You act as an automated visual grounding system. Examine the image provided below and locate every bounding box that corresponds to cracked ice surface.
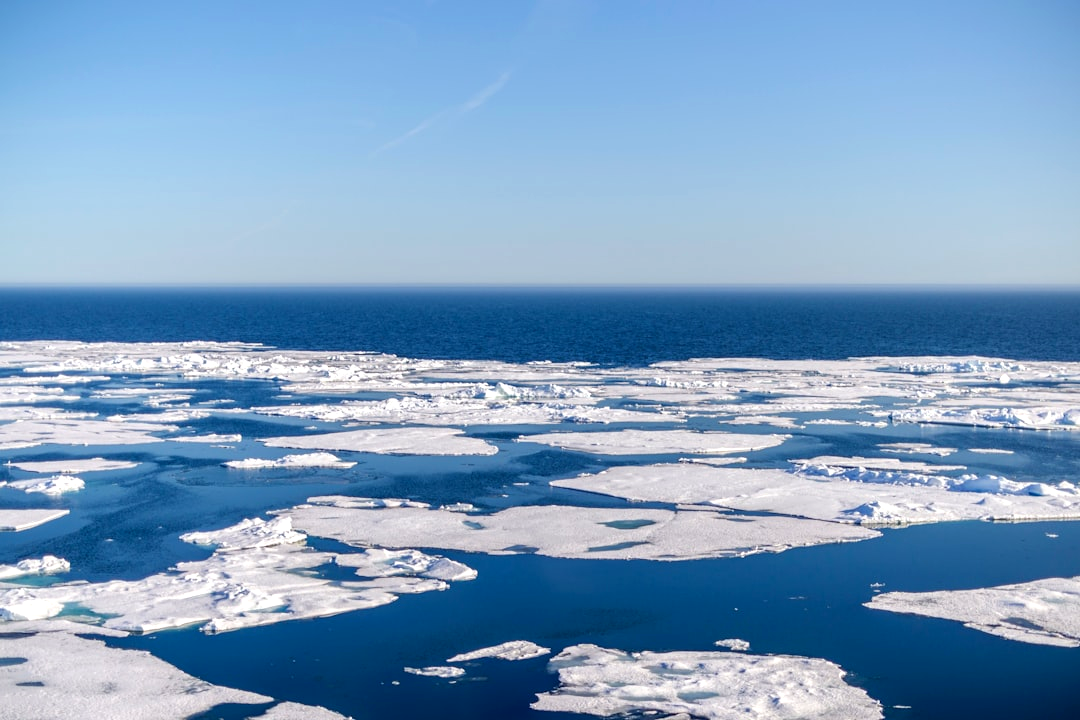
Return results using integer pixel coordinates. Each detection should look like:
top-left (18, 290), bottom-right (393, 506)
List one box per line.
top-left (281, 496), bottom-right (878, 561)
top-left (0, 517), bottom-right (474, 634)
top-left (518, 429), bottom-right (787, 455)
top-left (0, 621), bottom-right (348, 720)
top-left (866, 576), bottom-right (1080, 647)
top-left (261, 427), bottom-right (498, 456)
top-left (531, 644), bottom-right (882, 719)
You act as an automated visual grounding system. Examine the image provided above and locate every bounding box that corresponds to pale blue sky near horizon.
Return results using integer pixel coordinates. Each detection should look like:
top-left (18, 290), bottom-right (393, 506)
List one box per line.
top-left (2, 0), bottom-right (1078, 286)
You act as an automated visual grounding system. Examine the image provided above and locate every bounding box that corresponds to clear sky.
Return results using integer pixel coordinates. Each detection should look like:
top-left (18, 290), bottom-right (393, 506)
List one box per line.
top-left (1, 0), bottom-right (1078, 285)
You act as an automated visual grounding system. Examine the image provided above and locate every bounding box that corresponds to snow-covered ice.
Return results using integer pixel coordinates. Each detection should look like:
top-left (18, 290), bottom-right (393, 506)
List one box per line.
top-left (282, 496), bottom-right (877, 561)
top-left (262, 427), bottom-right (498, 456)
top-left (518, 429), bottom-right (787, 455)
top-left (404, 666), bottom-right (465, 678)
top-left (532, 643), bottom-right (882, 719)
top-left (7, 457), bottom-right (139, 473)
top-left (714, 638), bottom-right (750, 651)
top-left (447, 640), bottom-right (550, 662)
top-left (0, 555), bottom-right (69, 581)
top-left (0, 475), bottom-right (85, 496)
top-left (0, 418), bottom-right (171, 450)
top-left (180, 516), bottom-right (308, 551)
top-left (866, 575), bottom-right (1080, 647)
top-left (333, 548), bottom-right (477, 582)
top-left (0, 621), bottom-right (348, 719)
top-left (0, 509), bottom-right (70, 532)
top-left (224, 452), bottom-right (356, 470)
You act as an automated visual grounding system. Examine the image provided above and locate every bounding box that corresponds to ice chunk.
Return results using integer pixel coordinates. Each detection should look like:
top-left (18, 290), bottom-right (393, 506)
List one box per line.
top-left (0, 555), bottom-right (70, 581)
top-left (170, 433), bottom-right (243, 443)
top-left (1, 475), bottom-right (85, 496)
top-left (404, 666), bottom-right (465, 678)
top-left (180, 516), bottom-right (307, 550)
top-left (894, 406), bottom-right (1080, 431)
top-left (447, 640), bottom-right (550, 662)
top-left (714, 638), bottom-right (750, 651)
top-left (8, 457), bottom-right (139, 474)
top-left (224, 452), bottom-right (356, 469)
top-left (0, 509), bottom-right (70, 532)
top-left (262, 427), bottom-right (497, 456)
top-left (877, 443), bottom-right (956, 457)
top-left (532, 643), bottom-right (882, 719)
top-left (866, 576), bottom-right (1080, 647)
top-left (334, 548), bottom-right (477, 582)
top-left (518, 429), bottom-right (787, 456)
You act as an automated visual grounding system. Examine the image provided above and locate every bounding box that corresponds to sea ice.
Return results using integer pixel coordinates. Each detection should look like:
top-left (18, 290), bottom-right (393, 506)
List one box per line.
top-left (224, 452), bottom-right (357, 470)
top-left (866, 575), bottom-right (1080, 647)
top-left (518, 429), bottom-right (787, 456)
top-left (0, 418), bottom-right (171, 450)
top-left (0, 620), bottom-right (348, 719)
top-left (281, 496), bottom-right (877, 561)
top-left (334, 548), bottom-right (477, 582)
top-left (0, 509), bottom-right (70, 532)
top-left (714, 638), bottom-right (750, 651)
top-left (7, 457), bottom-right (139, 474)
top-left (531, 643), bottom-right (883, 719)
top-left (0, 475), bottom-right (85, 496)
top-left (262, 427), bottom-right (498, 456)
top-left (447, 640), bottom-right (550, 662)
top-left (877, 442), bottom-right (956, 457)
top-left (403, 666), bottom-right (465, 678)
top-left (0, 555), bottom-right (69, 581)
top-left (0, 517), bottom-right (474, 634)
top-left (170, 433), bottom-right (243, 443)
top-left (893, 406), bottom-right (1080, 431)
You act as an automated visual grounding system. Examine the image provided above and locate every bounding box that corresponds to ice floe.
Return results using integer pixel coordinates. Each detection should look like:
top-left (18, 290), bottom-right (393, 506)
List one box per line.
top-left (877, 442), bottom-right (956, 457)
top-left (262, 427), bottom-right (498, 456)
top-left (518, 429), bottom-right (787, 456)
top-left (281, 496), bottom-right (877, 561)
top-left (334, 548), bottom-right (477, 582)
top-left (866, 576), bottom-right (1080, 647)
top-left (551, 463), bottom-right (1080, 526)
top-left (7, 457), bottom-right (138, 473)
top-left (170, 433), bottom-right (243, 443)
top-left (894, 406), bottom-right (1080, 431)
top-left (447, 640), bottom-right (550, 662)
top-left (404, 666), bottom-right (465, 678)
top-left (224, 452), bottom-right (357, 470)
top-left (0, 418), bottom-right (171, 450)
top-left (1, 516), bottom-right (474, 634)
top-left (0, 475), bottom-right (85, 496)
top-left (714, 638), bottom-right (750, 651)
top-left (531, 643), bottom-right (882, 719)
top-left (0, 509), bottom-right (70, 532)
top-left (0, 620), bottom-right (348, 719)
top-left (0, 556), bottom-right (69, 581)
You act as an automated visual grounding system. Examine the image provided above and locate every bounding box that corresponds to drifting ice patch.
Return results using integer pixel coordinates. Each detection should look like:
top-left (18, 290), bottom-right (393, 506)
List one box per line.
top-left (518, 429), bottom-right (787, 456)
top-left (866, 575), bottom-right (1080, 647)
top-left (532, 643), bottom-right (883, 719)
top-left (0, 555), bottom-right (70, 581)
top-left (447, 640), bottom-right (550, 662)
top-left (893, 406), bottom-right (1080, 431)
top-left (262, 427), bottom-right (498, 456)
top-left (171, 433), bottom-right (243, 444)
top-left (282, 496), bottom-right (877, 561)
top-left (334, 548), bottom-right (477, 582)
top-left (8, 457), bottom-right (139, 474)
top-left (0, 621), bottom-right (348, 719)
top-left (224, 452), bottom-right (356, 470)
top-left (0, 418), bottom-right (171, 450)
top-left (404, 666), bottom-right (465, 678)
top-left (0, 509), bottom-right (70, 532)
top-left (714, 638), bottom-right (750, 651)
top-left (0, 475), bottom-right (85, 496)
top-left (877, 443), bottom-right (956, 457)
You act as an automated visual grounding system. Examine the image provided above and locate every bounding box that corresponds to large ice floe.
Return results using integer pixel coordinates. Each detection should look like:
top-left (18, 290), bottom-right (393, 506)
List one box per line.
top-left (0, 516), bottom-right (475, 633)
top-left (0, 418), bottom-right (171, 450)
top-left (7, 457), bottom-right (139, 473)
top-left (261, 427), bottom-right (498, 456)
top-left (518, 429), bottom-right (787, 455)
top-left (0, 621), bottom-right (349, 720)
top-left (531, 644), bottom-right (882, 719)
top-left (0, 509), bottom-right (69, 532)
top-left (551, 462), bottom-right (1080, 526)
top-left (281, 496), bottom-right (877, 560)
top-left (866, 576), bottom-right (1080, 648)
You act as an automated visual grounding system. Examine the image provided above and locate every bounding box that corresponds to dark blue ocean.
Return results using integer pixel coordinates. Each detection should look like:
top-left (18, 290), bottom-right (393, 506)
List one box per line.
top-left (2, 287), bottom-right (1079, 720)
top-left (2, 287), bottom-right (1079, 364)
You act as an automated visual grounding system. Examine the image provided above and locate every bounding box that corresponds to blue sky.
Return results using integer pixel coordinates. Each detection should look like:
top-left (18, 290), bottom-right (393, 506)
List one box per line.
top-left (1, 0), bottom-right (1077, 285)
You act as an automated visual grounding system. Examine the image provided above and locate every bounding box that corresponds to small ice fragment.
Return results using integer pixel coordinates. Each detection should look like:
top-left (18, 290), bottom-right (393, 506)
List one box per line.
top-left (2, 475), bottom-right (85, 495)
top-left (403, 666), bottom-right (465, 678)
top-left (224, 452), bottom-right (356, 470)
top-left (1046, 533), bottom-right (1059, 539)
top-left (9, 457), bottom-right (138, 474)
top-left (713, 638), bottom-right (750, 651)
top-left (448, 640), bottom-right (550, 662)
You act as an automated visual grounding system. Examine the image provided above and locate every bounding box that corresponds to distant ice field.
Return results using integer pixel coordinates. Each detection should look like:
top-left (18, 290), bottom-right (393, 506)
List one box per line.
top-left (1, 289), bottom-right (1079, 719)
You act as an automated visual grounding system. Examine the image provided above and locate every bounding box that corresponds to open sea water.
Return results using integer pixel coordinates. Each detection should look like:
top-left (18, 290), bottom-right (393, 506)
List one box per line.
top-left (1, 287), bottom-right (1079, 719)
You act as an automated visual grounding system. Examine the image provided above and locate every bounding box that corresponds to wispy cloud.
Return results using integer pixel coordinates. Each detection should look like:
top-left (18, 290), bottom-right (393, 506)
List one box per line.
top-left (372, 70), bottom-right (513, 156)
